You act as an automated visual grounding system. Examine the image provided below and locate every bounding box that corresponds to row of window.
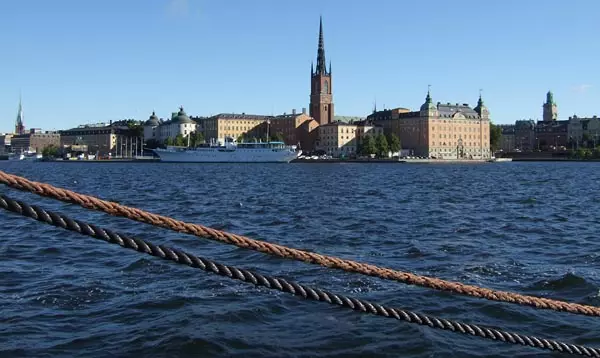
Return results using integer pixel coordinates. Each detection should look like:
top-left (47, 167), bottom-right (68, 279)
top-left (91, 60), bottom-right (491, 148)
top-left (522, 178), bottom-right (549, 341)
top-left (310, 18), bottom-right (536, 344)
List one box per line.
top-left (432, 126), bottom-right (482, 132)
top-left (431, 142), bottom-right (484, 147)
top-left (437, 134), bottom-right (483, 140)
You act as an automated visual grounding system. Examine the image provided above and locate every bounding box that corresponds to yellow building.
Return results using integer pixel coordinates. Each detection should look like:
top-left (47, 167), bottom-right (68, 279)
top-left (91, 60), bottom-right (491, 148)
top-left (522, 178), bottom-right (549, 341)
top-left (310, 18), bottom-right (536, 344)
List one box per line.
top-left (196, 113), bottom-right (269, 143)
top-left (368, 90), bottom-right (491, 159)
top-left (316, 121), bottom-right (383, 157)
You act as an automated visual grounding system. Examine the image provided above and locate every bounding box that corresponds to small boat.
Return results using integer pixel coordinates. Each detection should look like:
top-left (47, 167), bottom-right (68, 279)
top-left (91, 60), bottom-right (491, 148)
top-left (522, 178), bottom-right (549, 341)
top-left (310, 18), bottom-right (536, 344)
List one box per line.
top-left (488, 157), bottom-right (513, 163)
top-left (9, 151), bottom-right (42, 161)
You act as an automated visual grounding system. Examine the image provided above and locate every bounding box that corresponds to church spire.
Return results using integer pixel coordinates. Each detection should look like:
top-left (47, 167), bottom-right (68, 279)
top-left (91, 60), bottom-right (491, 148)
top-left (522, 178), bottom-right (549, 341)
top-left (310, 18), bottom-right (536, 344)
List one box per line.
top-left (15, 94), bottom-right (25, 135)
top-left (315, 16), bottom-right (327, 75)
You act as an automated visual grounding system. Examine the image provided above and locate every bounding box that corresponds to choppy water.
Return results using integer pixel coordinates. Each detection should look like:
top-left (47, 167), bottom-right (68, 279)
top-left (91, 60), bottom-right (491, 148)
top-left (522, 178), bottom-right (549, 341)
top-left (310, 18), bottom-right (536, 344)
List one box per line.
top-left (1, 161), bottom-right (599, 357)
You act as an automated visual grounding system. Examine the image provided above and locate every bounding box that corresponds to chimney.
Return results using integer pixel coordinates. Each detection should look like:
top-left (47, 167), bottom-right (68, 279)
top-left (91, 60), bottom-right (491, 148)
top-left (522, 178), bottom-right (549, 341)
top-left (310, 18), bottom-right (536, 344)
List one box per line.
top-left (292, 109), bottom-right (296, 115)
top-left (302, 107), bottom-right (306, 114)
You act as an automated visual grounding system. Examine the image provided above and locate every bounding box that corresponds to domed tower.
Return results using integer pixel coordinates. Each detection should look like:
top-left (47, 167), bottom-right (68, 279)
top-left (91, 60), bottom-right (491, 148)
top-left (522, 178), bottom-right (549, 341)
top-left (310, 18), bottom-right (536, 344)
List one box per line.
top-left (143, 111), bottom-right (161, 143)
top-left (543, 90), bottom-right (558, 122)
top-left (419, 87), bottom-right (438, 118)
top-left (171, 106), bottom-right (196, 140)
top-left (474, 93), bottom-right (490, 120)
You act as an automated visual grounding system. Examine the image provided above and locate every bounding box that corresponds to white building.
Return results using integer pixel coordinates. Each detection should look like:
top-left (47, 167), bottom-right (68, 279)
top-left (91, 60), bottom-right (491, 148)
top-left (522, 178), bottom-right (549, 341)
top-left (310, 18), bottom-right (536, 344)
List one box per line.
top-left (143, 106), bottom-right (198, 144)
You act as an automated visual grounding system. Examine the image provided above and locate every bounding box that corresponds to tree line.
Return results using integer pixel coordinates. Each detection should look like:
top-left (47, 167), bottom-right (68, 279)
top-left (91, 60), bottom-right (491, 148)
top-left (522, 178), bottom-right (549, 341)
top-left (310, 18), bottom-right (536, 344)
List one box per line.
top-left (357, 133), bottom-right (401, 158)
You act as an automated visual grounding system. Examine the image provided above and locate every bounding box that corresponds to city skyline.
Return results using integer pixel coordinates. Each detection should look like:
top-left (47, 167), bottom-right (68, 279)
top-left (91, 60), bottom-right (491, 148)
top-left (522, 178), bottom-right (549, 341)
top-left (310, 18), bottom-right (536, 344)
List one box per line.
top-left (1, 0), bottom-right (599, 133)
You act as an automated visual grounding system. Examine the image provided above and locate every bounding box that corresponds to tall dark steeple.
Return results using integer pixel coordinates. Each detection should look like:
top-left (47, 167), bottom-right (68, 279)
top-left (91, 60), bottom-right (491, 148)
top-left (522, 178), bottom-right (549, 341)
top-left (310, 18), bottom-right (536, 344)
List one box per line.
top-left (310, 16), bottom-right (334, 125)
top-left (315, 16), bottom-right (328, 75)
top-left (15, 95), bottom-right (25, 135)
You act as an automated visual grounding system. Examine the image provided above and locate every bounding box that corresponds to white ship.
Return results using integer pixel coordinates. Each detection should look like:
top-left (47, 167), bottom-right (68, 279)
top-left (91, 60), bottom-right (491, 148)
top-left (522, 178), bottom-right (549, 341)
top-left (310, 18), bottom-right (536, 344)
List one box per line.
top-left (153, 138), bottom-right (301, 163)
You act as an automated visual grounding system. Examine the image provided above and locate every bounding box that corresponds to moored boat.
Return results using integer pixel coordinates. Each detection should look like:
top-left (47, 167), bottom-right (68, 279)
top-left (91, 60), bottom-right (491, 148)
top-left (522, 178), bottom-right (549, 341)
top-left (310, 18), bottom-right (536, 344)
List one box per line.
top-left (153, 138), bottom-right (301, 163)
top-left (488, 157), bottom-right (513, 163)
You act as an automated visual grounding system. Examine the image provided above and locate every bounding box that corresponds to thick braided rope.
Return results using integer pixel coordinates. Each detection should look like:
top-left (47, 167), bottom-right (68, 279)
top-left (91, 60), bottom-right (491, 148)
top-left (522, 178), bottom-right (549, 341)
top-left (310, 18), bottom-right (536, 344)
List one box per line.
top-left (0, 195), bottom-right (597, 357)
top-left (0, 171), bottom-right (599, 317)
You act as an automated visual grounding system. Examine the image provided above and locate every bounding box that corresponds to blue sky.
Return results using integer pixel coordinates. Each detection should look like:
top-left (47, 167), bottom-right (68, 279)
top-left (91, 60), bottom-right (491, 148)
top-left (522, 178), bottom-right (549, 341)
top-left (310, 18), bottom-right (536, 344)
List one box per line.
top-left (1, 0), bottom-right (599, 132)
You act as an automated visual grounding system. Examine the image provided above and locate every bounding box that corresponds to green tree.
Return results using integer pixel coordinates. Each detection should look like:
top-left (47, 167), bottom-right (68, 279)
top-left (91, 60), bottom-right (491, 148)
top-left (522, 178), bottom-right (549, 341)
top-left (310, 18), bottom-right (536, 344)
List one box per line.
top-left (189, 131), bottom-right (205, 147)
top-left (42, 144), bottom-right (59, 159)
top-left (360, 135), bottom-right (377, 156)
top-left (387, 133), bottom-right (401, 153)
top-left (489, 123), bottom-right (502, 152)
top-left (375, 134), bottom-right (389, 158)
top-left (164, 137), bottom-right (174, 146)
top-left (174, 134), bottom-right (186, 146)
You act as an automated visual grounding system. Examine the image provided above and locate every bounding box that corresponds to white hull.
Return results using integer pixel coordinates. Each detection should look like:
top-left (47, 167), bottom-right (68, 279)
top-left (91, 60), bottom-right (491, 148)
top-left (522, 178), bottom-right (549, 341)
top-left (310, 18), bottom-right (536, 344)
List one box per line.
top-left (153, 146), bottom-right (301, 163)
top-left (9, 153), bottom-right (42, 161)
top-left (488, 157), bottom-right (513, 163)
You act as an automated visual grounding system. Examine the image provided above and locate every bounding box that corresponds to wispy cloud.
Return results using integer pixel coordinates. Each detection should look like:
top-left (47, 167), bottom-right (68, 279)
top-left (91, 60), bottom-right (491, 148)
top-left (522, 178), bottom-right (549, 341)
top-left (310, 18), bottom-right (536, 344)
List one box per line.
top-left (571, 84), bottom-right (593, 94)
top-left (166, 0), bottom-right (189, 18)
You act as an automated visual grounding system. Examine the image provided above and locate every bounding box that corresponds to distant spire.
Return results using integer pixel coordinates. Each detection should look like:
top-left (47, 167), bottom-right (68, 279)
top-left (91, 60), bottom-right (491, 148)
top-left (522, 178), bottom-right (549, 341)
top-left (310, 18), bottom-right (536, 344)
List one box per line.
top-left (328, 60), bottom-right (332, 74)
top-left (15, 94), bottom-right (24, 135)
top-left (311, 61), bottom-right (314, 75)
top-left (315, 16), bottom-right (327, 75)
top-left (478, 88), bottom-right (484, 106)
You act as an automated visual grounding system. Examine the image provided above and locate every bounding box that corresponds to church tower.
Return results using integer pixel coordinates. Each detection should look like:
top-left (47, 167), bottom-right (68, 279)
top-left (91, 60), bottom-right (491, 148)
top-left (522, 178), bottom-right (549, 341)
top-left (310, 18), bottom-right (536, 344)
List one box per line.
top-left (310, 16), bottom-right (334, 126)
top-left (543, 90), bottom-right (558, 122)
top-left (15, 96), bottom-right (25, 135)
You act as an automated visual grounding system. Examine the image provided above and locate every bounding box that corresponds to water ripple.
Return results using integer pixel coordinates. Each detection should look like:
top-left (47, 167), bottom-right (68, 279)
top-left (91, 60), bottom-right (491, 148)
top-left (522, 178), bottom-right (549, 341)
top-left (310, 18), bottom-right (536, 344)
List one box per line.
top-left (0, 161), bottom-right (600, 357)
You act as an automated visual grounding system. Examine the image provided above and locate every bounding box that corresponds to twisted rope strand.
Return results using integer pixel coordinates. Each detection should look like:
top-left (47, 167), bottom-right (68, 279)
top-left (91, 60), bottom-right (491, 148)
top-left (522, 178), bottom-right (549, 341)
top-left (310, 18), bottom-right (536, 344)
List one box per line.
top-left (0, 171), bottom-right (599, 317)
top-left (0, 195), bottom-right (597, 357)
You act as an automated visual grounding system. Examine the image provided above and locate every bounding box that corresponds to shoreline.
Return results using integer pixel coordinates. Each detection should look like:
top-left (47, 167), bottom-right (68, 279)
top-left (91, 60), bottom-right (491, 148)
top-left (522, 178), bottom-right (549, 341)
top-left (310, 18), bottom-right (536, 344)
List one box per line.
top-left (4, 157), bottom-right (600, 164)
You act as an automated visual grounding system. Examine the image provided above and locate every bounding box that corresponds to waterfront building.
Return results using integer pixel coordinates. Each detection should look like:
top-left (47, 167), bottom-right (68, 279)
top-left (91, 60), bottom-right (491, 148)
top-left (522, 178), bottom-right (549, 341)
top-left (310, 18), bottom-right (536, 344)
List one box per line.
top-left (0, 134), bottom-right (12, 153)
top-left (536, 120), bottom-right (568, 149)
top-left (310, 17), bottom-right (334, 126)
top-left (60, 123), bottom-right (142, 157)
top-left (499, 125), bottom-right (515, 152)
top-left (315, 120), bottom-right (383, 157)
top-left (515, 119), bottom-right (536, 151)
top-left (195, 113), bottom-right (270, 144)
top-left (11, 129), bottom-right (60, 154)
top-left (143, 107), bottom-right (198, 144)
top-left (269, 109), bottom-right (319, 151)
top-left (567, 115), bottom-right (600, 149)
top-left (367, 90), bottom-right (491, 159)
